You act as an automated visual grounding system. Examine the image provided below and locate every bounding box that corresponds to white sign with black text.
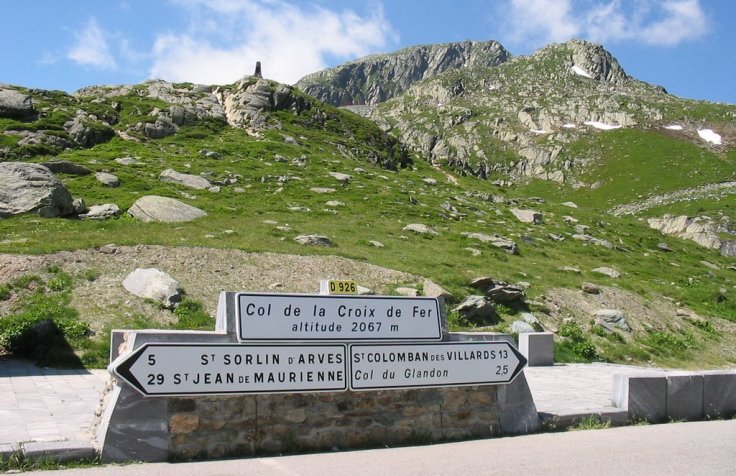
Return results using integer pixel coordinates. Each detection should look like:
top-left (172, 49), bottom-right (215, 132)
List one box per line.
top-left (237, 293), bottom-right (442, 342)
top-left (112, 343), bottom-right (348, 397)
top-left (349, 341), bottom-right (527, 391)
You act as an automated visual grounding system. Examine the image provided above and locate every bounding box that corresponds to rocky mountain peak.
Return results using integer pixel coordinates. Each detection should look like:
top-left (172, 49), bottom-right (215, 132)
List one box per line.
top-left (534, 39), bottom-right (629, 83)
top-left (296, 40), bottom-right (511, 106)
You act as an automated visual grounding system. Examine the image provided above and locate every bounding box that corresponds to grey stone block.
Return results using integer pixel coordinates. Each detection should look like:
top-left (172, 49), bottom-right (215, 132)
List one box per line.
top-left (496, 373), bottom-right (540, 434)
top-left (666, 374), bottom-right (704, 421)
top-left (22, 440), bottom-right (97, 463)
top-left (703, 372), bottom-right (736, 419)
top-left (613, 374), bottom-right (667, 422)
top-left (518, 332), bottom-right (553, 366)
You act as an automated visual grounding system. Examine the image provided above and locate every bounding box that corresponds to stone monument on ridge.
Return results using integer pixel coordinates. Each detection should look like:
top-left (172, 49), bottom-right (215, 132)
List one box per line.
top-left (97, 285), bottom-right (540, 462)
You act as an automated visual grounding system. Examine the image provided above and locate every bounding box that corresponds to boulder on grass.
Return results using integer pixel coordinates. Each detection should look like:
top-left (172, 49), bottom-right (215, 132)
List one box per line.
top-left (123, 268), bottom-right (182, 309)
top-left (0, 162), bottom-right (74, 217)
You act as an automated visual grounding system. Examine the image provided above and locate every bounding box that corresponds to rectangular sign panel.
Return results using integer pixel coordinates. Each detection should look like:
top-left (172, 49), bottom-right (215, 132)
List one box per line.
top-left (113, 343), bottom-right (347, 397)
top-left (237, 293), bottom-right (443, 342)
top-left (349, 341), bottom-right (527, 391)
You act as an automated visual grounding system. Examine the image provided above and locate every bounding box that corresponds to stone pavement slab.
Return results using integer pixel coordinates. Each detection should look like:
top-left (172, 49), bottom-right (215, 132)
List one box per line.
top-left (0, 357), bottom-right (109, 453)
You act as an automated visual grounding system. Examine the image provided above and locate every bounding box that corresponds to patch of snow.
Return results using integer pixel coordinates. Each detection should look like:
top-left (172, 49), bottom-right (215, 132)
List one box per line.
top-left (584, 121), bottom-right (621, 131)
top-left (698, 129), bottom-right (722, 145)
top-left (571, 65), bottom-right (592, 78)
top-left (562, 123), bottom-right (577, 129)
top-left (530, 129), bottom-right (548, 134)
top-left (664, 125), bottom-right (683, 130)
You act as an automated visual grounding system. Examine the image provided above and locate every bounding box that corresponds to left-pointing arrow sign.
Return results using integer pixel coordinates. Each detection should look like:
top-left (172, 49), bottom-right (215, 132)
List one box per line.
top-left (111, 343), bottom-right (348, 397)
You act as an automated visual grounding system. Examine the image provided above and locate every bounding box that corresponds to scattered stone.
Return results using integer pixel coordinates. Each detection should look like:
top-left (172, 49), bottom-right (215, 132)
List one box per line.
top-left (159, 168), bottom-right (212, 190)
top-left (199, 149), bottom-right (221, 159)
top-left (395, 287), bottom-right (418, 297)
top-left (700, 260), bottom-right (721, 270)
top-left (593, 309), bottom-right (630, 331)
top-left (464, 247), bottom-right (482, 256)
top-left (80, 203), bottom-right (121, 220)
top-left (422, 280), bottom-right (450, 298)
top-left (0, 87), bottom-right (35, 119)
top-left (357, 285), bottom-right (373, 295)
top-left (71, 198), bottom-right (87, 216)
top-left (95, 172), bottom-right (120, 187)
top-left (128, 195), bottom-right (207, 223)
top-left (294, 235), bottom-right (332, 246)
top-left (461, 232), bottom-right (519, 254)
top-left (368, 240), bottom-right (384, 248)
top-left (511, 320), bottom-right (536, 333)
top-left (329, 172), bottom-right (351, 184)
top-left (563, 216), bottom-right (579, 224)
top-left (273, 154), bottom-right (287, 163)
top-left (325, 201), bottom-right (344, 207)
top-left (122, 268), bottom-right (182, 309)
top-left (521, 312), bottom-right (542, 329)
top-left (0, 162), bottom-right (74, 217)
top-left (561, 201), bottom-right (578, 208)
top-left (648, 214), bottom-right (721, 250)
top-left (452, 295), bottom-right (496, 323)
top-left (291, 155), bottom-right (308, 167)
top-left (581, 282), bottom-right (601, 294)
top-left (559, 266), bottom-right (581, 274)
top-left (284, 136), bottom-right (298, 145)
top-left (403, 223), bottom-right (438, 235)
top-left (657, 242), bottom-right (674, 252)
top-left (98, 244), bottom-right (118, 254)
top-left (486, 283), bottom-right (525, 303)
top-left (310, 187), bottom-right (336, 194)
top-left (592, 266), bottom-right (621, 278)
top-left (40, 160), bottom-right (91, 176)
top-left (548, 233), bottom-right (565, 242)
top-left (423, 178), bottom-right (437, 185)
top-left (470, 277), bottom-right (496, 291)
top-left (510, 208), bottom-right (543, 224)
top-left (574, 224), bottom-right (589, 234)
top-left (115, 157), bottom-right (140, 166)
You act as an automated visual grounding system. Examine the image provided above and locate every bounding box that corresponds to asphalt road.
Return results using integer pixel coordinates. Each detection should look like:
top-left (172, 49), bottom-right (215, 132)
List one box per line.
top-left (23, 420), bottom-right (736, 476)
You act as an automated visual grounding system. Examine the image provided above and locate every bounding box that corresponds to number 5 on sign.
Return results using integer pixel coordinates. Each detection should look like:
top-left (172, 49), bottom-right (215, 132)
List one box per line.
top-left (320, 279), bottom-right (358, 295)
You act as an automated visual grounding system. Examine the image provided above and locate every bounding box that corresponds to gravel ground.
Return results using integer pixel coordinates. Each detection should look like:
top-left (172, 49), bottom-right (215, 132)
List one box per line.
top-left (0, 245), bottom-right (420, 332)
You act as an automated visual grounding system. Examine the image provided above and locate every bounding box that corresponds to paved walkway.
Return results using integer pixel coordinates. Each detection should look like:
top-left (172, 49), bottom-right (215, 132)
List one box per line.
top-left (523, 363), bottom-right (676, 426)
top-left (0, 357), bottom-right (109, 458)
top-left (0, 357), bottom-right (722, 461)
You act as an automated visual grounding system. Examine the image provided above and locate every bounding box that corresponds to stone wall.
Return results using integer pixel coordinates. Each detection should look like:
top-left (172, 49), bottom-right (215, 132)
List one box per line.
top-left (168, 386), bottom-right (504, 459)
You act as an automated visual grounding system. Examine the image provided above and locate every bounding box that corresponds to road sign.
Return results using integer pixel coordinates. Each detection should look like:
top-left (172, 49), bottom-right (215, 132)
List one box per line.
top-left (112, 343), bottom-right (348, 397)
top-left (320, 279), bottom-right (358, 295)
top-left (349, 341), bottom-right (527, 391)
top-left (236, 292), bottom-right (442, 342)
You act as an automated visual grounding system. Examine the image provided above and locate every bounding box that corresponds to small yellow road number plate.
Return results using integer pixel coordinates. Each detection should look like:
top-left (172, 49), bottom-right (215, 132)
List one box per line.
top-left (326, 280), bottom-right (358, 294)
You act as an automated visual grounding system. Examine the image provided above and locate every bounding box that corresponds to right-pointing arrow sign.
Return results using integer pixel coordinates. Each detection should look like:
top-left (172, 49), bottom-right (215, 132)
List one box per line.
top-left (349, 341), bottom-right (527, 391)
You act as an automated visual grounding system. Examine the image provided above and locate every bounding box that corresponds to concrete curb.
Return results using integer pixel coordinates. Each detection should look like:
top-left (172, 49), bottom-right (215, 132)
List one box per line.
top-left (20, 440), bottom-right (98, 463)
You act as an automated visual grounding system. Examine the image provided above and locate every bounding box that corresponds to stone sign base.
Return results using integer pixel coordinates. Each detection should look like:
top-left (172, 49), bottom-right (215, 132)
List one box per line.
top-left (96, 293), bottom-right (539, 462)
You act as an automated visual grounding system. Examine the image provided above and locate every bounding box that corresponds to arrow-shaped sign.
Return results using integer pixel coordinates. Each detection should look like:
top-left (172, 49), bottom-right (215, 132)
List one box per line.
top-left (349, 341), bottom-right (527, 391)
top-left (111, 343), bottom-right (348, 397)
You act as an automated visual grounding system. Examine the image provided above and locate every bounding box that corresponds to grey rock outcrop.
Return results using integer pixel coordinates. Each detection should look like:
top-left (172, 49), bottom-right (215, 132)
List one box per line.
top-left (122, 268), bottom-right (182, 309)
top-left (96, 172), bottom-right (120, 187)
top-left (128, 195), bottom-right (207, 223)
top-left (294, 235), bottom-right (333, 246)
top-left (80, 203), bottom-right (121, 220)
top-left (510, 208), bottom-right (543, 224)
top-left (593, 309), bottom-right (631, 332)
top-left (461, 233), bottom-right (519, 254)
top-left (452, 295), bottom-right (497, 323)
top-left (297, 40), bottom-right (511, 106)
top-left (40, 160), bottom-right (91, 176)
top-left (0, 87), bottom-right (35, 119)
top-left (0, 162), bottom-right (74, 217)
top-left (648, 214), bottom-right (722, 250)
top-left (63, 111), bottom-right (115, 147)
top-left (592, 267), bottom-right (621, 279)
top-left (403, 223), bottom-right (438, 235)
top-left (159, 169), bottom-right (212, 190)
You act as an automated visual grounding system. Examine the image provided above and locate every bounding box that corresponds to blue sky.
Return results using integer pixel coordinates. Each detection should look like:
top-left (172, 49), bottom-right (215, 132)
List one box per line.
top-left (1, 0), bottom-right (734, 104)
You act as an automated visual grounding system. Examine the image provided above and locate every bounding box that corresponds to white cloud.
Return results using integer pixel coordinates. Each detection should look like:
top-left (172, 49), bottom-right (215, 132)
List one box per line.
top-left (500, 0), bottom-right (710, 48)
top-left (149, 0), bottom-right (397, 85)
top-left (67, 18), bottom-right (117, 70)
